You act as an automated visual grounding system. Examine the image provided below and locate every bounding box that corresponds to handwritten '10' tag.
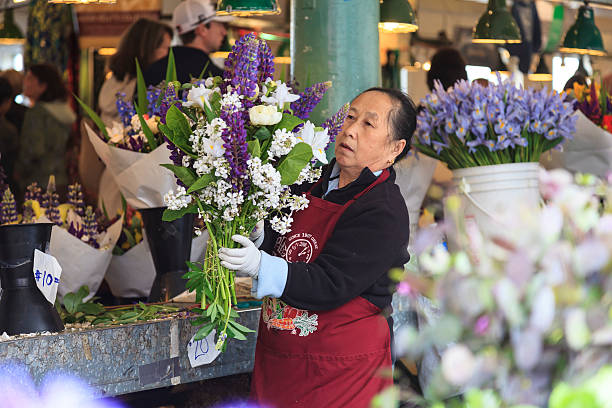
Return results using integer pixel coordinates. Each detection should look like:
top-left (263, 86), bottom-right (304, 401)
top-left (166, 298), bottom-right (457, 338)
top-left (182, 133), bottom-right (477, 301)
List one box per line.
top-left (33, 249), bottom-right (62, 304)
top-left (187, 329), bottom-right (221, 368)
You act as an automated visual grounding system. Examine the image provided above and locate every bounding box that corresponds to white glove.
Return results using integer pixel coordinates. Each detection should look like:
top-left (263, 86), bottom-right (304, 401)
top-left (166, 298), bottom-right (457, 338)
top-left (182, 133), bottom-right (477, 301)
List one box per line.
top-left (218, 235), bottom-right (261, 278)
top-left (249, 220), bottom-right (265, 248)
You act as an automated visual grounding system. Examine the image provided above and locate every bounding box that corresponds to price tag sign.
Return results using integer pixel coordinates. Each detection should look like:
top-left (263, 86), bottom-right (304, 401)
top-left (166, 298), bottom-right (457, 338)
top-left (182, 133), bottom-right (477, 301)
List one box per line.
top-left (187, 329), bottom-right (221, 368)
top-left (33, 249), bottom-right (62, 304)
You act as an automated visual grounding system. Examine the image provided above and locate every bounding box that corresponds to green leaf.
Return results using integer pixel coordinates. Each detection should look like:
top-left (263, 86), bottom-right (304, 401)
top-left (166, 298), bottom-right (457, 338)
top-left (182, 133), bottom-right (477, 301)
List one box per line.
top-left (209, 92), bottom-right (221, 116)
top-left (74, 94), bottom-right (109, 140)
top-left (135, 102), bottom-right (158, 150)
top-left (226, 325), bottom-right (247, 340)
top-left (78, 302), bottom-right (105, 315)
top-left (194, 323), bottom-right (214, 341)
top-left (160, 164), bottom-right (198, 186)
top-left (165, 47), bottom-right (177, 83)
top-left (273, 113), bottom-right (304, 133)
top-left (197, 61), bottom-right (210, 80)
top-left (76, 285), bottom-right (89, 301)
top-left (228, 319), bottom-right (255, 333)
top-left (247, 139), bottom-right (261, 158)
top-left (162, 202), bottom-right (199, 222)
top-left (276, 142), bottom-right (313, 185)
top-left (187, 173), bottom-right (216, 193)
top-left (253, 127), bottom-right (271, 141)
top-left (164, 105), bottom-right (194, 154)
top-left (135, 58), bottom-right (148, 114)
top-left (63, 293), bottom-right (79, 315)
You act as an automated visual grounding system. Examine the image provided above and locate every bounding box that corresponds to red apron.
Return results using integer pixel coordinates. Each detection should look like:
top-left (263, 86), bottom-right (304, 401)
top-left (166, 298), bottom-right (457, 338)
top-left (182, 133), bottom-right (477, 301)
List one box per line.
top-left (251, 169), bottom-right (393, 408)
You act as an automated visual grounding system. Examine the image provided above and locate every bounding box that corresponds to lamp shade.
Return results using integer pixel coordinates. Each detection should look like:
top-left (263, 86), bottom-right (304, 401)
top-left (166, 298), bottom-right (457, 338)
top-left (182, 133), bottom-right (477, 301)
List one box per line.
top-left (217, 0), bottom-right (281, 16)
top-left (48, 0), bottom-right (116, 3)
top-left (473, 0), bottom-right (521, 44)
top-left (379, 0), bottom-right (418, 33)
top-left (560, 3), bottom-right (606, 56)
top-left (528, 54), bottom-right (552, 81)
top-left (0, 8), bottom-right (24, 44)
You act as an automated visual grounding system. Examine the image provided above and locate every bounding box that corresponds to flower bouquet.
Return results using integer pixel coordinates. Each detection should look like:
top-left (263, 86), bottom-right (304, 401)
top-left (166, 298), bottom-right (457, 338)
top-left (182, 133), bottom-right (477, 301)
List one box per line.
top-left (77, 57), bottom-right (179, 209)
top-left (159, 33), bottom-right (344, 349)
top-left (1, 178), bottom-right (122, 301)
top-left (544, 79), bottom-right (612, 178)
top-left (394, 169), bottom-right (612, 407)
top-left (104, 202), bottom-right (208, 299)
top-left (415, 78), bottom-right (577, 240)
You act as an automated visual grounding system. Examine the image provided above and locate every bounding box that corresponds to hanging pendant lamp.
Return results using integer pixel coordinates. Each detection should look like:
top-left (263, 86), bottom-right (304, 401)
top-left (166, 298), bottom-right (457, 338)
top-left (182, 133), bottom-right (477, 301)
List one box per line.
top-left (48, 0), bottom-right (116, 3)
top-left (559, 1), bottom-right (606, 57)
top-left (472, 0), bottom-right (521, 44)
top-left (217, 0), bottom-right (281, 16)
top-left (0, 8), bottom-right (24, 45)
top-left (379, 0), bottom-right (418, 33)
top-left (528, 54), bottom-right (552, 82)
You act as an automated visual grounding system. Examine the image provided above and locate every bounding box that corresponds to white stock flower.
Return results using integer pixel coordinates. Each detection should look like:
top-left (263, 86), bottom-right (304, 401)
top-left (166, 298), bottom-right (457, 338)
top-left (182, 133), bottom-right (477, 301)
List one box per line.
top-left (261, 81), bottom-right (300, 109)
top-left (184, 85), bottom-right (219, 110)
top-left (249, 104), bottom-right (283, 126)
top-left (441, 344), bottom-right (476, 386)
top-left (296, 121), bottom-right (330, 164)
top-left (164, 186), bottom-right (192, 211)
top-left (108, 121), bottom-right (125, 144)
top-left (269, 129), bottom-right (297, 159)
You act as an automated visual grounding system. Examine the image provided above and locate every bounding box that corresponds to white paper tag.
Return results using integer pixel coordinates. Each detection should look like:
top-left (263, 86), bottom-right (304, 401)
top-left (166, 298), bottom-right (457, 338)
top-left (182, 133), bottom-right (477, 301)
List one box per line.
top-left (33, 249), bottom-right (62, 304)
top-left (187, 329), bottom-right (221, 368)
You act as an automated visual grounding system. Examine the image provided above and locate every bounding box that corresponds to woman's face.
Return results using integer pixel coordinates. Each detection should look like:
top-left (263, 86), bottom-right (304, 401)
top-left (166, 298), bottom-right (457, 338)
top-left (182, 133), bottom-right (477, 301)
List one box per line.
top-left (152, 32), bottom-right (172, 62)
top-left (22, 71), bottom-right (46, 102)
top-left (335, 91), bottom-right (406, 174)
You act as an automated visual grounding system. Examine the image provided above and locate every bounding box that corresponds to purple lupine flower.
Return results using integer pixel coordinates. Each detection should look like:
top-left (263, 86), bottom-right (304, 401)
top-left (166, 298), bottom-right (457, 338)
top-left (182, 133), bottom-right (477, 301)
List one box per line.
top-left (0, 189), bottom-right (18, 224)
top-left (68, 221), bottom-right (84, 240)
top-left (128, 135), bottom-right (146, 152)
top-left (223, 33), bottom-right (260, 99)
top-left (257, 39), bottom-right (274, 84)
top-left (147, 85), bottom-right (163, 117)
top-left (286, 78), bottom-right (300, 95)
top-left (290, 82), bottom-right (331, 120)
top-left (322, 103), bottom-right (349, 145)
top-left (22, 202), bottom-right (35, 224)
top-left (115, 92), bottom-right (136, 128)
top-left (67, 183), bottom-right (84, 217)
top-left (220, 107), bottom-right (251, 194)
top-left (159, 83), bottom-right (182, 125)
top-left (24, 182), bottom-right (42, 203)
top-left (83, 206), bottom-right (100, 249)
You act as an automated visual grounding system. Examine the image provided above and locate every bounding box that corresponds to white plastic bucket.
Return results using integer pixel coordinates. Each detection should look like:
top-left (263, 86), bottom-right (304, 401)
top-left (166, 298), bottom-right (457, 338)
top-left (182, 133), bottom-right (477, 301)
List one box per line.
top-left (449, 162), bottom-right (540, 241)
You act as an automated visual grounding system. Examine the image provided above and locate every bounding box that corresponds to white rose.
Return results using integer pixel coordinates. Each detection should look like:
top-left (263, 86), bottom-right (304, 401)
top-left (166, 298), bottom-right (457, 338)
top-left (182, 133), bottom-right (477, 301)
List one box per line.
top-left (108, 121), bottom-right (125, 144)
top-left (145, 116), bottom-right (159, 134)
top-left (249, 104), bottom-right (283, 126)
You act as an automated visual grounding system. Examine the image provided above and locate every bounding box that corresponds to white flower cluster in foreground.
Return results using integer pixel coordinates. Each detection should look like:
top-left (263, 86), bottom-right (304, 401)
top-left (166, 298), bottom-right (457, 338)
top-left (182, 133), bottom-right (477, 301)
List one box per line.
top-left (164, 186), bottom-right (192, 210)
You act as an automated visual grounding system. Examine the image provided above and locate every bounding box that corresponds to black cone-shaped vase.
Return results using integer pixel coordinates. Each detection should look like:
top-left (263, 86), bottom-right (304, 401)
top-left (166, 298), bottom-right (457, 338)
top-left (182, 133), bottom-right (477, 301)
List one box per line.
top-left (0, 223), bottom-right (64, 335)
top-left (140, 207), bottom-right (194, 302)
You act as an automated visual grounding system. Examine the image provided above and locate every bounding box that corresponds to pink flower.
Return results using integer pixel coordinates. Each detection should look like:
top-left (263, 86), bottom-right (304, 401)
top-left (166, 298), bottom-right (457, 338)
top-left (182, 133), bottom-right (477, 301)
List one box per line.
top-left (397, 281), bottom-right (412, 296)
top-left (474, 315), bottom-right (490, 335)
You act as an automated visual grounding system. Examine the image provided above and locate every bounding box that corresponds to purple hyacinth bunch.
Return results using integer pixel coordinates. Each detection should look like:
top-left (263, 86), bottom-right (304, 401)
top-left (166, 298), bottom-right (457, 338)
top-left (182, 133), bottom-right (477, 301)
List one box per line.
top-left (147, 85), bottom-right (163, 117)
top-left (0, 189), bottom-right (18, 224)
top-left (322, 102), bottom-right (350, 145)
top-left (24, 182), bottom-right (42, 203)
top-left (42, 176), bottom-right (61, 225)
top-left (116, 92), bottom-right (136, 128)
top-left (290, 82), bottom-right (331, 120)
top-left (220, 106), bottom-right (251, 194)
top-left (67, 183), bottom-right (85, 217)
top-left (223, 33), bottom-right (260, 100)
top-left (159, 82), bottom-right (182, 125)
top-left (415, 76), bottom-right (577, 168)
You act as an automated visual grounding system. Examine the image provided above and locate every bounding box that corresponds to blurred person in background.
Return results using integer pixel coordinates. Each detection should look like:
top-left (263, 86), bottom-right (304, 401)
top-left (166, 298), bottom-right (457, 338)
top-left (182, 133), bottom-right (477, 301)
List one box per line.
top-left (0, 77), bottom-right (18, 190)
top-left (426, 47), bottom-right (468, 91)
top-left (144, 0), bottom-right (232, 86)
top-left (98, 18), bottom-right (172, 126)
top-left (0, 69), bottom-right (27, 133)
top-left (14, 63), bottom-right (76, 197)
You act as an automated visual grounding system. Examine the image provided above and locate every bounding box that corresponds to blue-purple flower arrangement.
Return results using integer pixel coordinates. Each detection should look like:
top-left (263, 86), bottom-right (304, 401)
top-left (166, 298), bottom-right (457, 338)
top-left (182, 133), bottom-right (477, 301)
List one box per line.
top-left (158, 33), bottom-right (347, 350)
top-left (415, 77), bottom-right (577, 169)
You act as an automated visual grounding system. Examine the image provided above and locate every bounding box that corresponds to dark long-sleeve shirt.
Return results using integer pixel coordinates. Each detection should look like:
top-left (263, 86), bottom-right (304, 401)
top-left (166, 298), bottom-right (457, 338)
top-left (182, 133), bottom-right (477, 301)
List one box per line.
top-left (143, 46), bottom-right (224, 87)
top-left (261, 160), bottom-right (411, 312)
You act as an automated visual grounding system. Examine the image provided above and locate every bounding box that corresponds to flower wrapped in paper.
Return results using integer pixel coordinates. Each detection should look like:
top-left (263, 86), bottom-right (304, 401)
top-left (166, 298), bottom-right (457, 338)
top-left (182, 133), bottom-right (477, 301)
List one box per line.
top-left (159, 33), bottom-right (347, 350)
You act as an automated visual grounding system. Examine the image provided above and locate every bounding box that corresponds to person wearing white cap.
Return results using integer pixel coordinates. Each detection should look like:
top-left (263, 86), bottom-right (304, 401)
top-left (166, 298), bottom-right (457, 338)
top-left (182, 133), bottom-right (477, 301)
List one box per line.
top-left (144, 0), bottom-right (233, 86)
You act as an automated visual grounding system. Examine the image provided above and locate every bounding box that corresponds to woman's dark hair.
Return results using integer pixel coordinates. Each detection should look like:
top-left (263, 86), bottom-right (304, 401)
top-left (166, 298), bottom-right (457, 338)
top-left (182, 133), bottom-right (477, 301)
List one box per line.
top-left (109, 18), bottom-right (173, 81)
top-left (0, 77), bottom-right (13, 105)
top-left (28, 63), bottom-right (67, 102)
top-left (360, 87), bottom-right (417, 163)
top-left (179, 22), bottom-right (210, 46)
top-left (427, 47), bottom-right (467, 91)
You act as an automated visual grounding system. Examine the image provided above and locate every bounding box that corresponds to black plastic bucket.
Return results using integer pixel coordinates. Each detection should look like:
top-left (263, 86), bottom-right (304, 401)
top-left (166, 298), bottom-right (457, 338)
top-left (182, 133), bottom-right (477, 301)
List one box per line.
top-left (0, 223), bottom-right (64, 335)
top-left (140, 207), bottom-right (194, 302)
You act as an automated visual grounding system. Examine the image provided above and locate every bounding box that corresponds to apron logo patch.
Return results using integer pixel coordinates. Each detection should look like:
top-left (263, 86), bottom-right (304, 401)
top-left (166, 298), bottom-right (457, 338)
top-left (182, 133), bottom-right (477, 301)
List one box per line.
top-left (275, 232), bottom-right (319, 263)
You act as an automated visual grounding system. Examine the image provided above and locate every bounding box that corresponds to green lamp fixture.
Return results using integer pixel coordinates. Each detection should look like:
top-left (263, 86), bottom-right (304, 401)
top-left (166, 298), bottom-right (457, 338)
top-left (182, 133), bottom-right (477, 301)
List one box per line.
top-left (0, 8), bottom-right (24, 45)
top-left (528, 54), bottom-right (552, 82)
top-left (379, 0), bottom-right (418, 33)
top-left (472, 0), bottom-right (521, 44)
top-left (559, 1), bottom-right (606, 57)
top-left (217, 0), bottom-right (281, 16)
